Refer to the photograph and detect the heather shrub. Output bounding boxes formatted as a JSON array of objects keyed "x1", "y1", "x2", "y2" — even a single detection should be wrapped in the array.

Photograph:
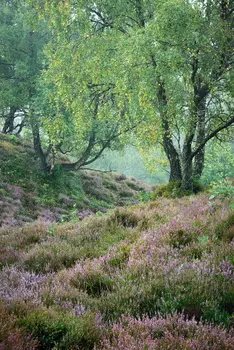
[
  {"x1": 0, "y1": 246, "x2": 21, "y2": 268},
  {"x1": 0, "y1": 266, "x2": 47, "y2": 306},
  {"x1": 180, "y1": 242, "x2": 204, "y2": 260},
  {"x1": 22, "y1": 242, "x2": 81, "y2": 273},
  {"x1": 115, "y1": 174, "x2": 127, "y2": 181},
  {"x1": 99, "y1": 240, "x2": 234, "y2": 324},
  {"x1": 68, "y1": 216, "x2": 131, "y2": 259},
  {"x1": 108, "y1": 241, "x2": 132, "y2": 267},
  {"x1": 0, "y1": 222, "x2": 50, "y2": 250},
  {"x1": 102, "y1": 179, "x2": 119, "y2": 191},
  {"x1": 97, "y1": 314, "x2": 234, "y2": 350},
  {"x1": 0, "y1": 301, "x2": 38, "y2": 350},
  {"x1": 97, "y1": 275, "x2": 168, "y2": 321},
  {"x1": 108, "y1": 208, "x2": 140, "y2": 228},
  {"x1": 162, "y1": 256, "x2": 234, "y2": 324},
  {"x1": 67, "y1": 260, "x2": 115, "y2": 296},
  {"x1": 39, "y1": 275, "x2": 90, "y2": 311},
  {"x1": 169, "y1": 227, "x2": 201, "y2": 248},
  {"x1": 215, "y1": 212, "x2": 234, "y2": 240},
  {"x1": 224, "y1": 226, "x2": 234, "y2": 242},
  {"x1": 19, "y1": 309, "x2": 102, "y2": 350},
  {"x1": 119, "y1": 188, "x2": 135, "y2": 198}
]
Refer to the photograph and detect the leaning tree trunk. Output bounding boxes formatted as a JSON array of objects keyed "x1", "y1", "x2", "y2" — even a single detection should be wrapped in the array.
[{"x1": 2, "y1": 107, "x2": 17, "y2": 134}]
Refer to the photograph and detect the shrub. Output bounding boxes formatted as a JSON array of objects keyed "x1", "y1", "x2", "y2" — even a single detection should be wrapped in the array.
[
  {"x1": 108, "y1": 242, "x2": 132, "y2": 268},
  {"x1": 152, "y1": 180, "x2": 203, "y2": 199},
  {"x1": 169, "y1": 228, "x2": 200, "y2": 248},
  {"x1": 151, "y1": 181, "x2": 182, "y2": 199},
  {"x1": 0, "y1": 266, "x2": 47, "y2": 305},
  {"x1": 19, "y1": 309, "x2": 102, "y2": 350},
  {"x1": 97, "y1": 314, "x2": 234, "y2": 350},
  {"x1": 0, "y1": 301, "x2": 38, "y2": 350},
  {"x1": 22, "y1": 242, "x2": 81, "y2": 273},
  {"x1": 215, "y1": 213, "x2": 234, "y2": 240},
  {"x1": 109, "y1": 208, "x2": 140, "y2": 228},
  {"x1": 69, "y1": 261, "x2": 114, "y2": 296}
]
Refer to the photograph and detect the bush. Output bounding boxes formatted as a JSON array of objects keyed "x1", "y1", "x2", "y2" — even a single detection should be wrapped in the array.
[
  {"x1": 22, "y1": 242, "x2": 81, "y2": 273},
  {"x1": 169, "y1": 228, "x2": 200, "y2": 248},
  {"x1": 109, "y1": 208, "x2": 140, "y2": 228},
  {"x1": 215, "y1": 213, "x2": 234, "y2": 240},
  {"x1": 69, "y1": 260, "x2": 114, "y2": 296},
  {"x1": 19, "y1": 309, "x2": 102, "y2": 350},
  {"x1": 97, "y1": 314, "x2": 234, "y2": 350},
  {"x1": 0, "y1": 301, "x2": 38, "y2": 349},
  {"x1": 152, "y1": 181, "x2": 182, "y2": 199},
  {"x1": 152, "y1": 180, "x2": 203, "y2": 199}
]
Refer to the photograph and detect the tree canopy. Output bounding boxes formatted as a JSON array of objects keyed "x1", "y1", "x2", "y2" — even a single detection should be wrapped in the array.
[{"x1": 1, "y1": 0, "x2": 233, "y2": 190}]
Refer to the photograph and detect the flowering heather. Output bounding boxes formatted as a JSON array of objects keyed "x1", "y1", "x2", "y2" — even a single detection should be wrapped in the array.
[
  {"x1": 1, "y1": 193, "x2": 234, "y2": 348},
  {"x1": 0, "y1": 301, "x2": 38, "y2": 350},
  {"x1": 97, "y1": 314, "x2": 234, "y2": 350},
  {"x1": 0, "y1": 266, "x2": 48, "y2": 306},
  {"x1": 3, "y1": 183, "x2": 24, "y2": 199}
]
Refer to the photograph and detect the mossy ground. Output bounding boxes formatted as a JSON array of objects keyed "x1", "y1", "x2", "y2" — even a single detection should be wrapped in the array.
[{"x1": 0, "y1": 134, "x2": 151, "y2": 227}]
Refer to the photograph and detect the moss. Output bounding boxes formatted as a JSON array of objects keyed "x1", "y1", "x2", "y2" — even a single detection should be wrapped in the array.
[
  {"x1": 151, "y1": 181, "x2": 182, "y2": 199},
  {"x1": 152, "y1": 180, "x2": 204, "y2": 199}
]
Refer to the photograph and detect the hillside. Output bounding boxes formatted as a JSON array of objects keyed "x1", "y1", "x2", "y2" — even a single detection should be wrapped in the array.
[
  {"x1": 1, "y1": 135, "x2": 234, "y2": 349},
  {"x1": 0, "y1": 191, "x2": 234, "y2": 349},
  {"x1": 0, "y1": 134, "x2": 151, "y2": 227}
]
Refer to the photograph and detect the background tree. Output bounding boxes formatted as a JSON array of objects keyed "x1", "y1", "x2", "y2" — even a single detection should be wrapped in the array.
[
  {"x1": 24, "y1": 0, "x2": 234, "y2": 187},
  {"x1": 0, "y1": 0, "x2": 50, "y2": 170}
]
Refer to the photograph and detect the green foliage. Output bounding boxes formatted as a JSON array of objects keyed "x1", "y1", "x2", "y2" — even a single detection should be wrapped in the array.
[
  {"x1": 202, "y1": 142, "x2": 234, "y2": 185},
  {"x1": 109, "y1": 208, "x2": 140, "y2": 228},
  {"x1": 209, "y1": 179, "x2": 234, "y2": 203},
  {"x1": 0, "y1": 301, "x2": 38, "y2": 349},
  {"x1": 215, "y1": 213, "x2": 234, "y2": 240},
  {"x1": 19, "y1": 309, "x2": 100, "y2": 350},
  {"x1": 22, "y1": 241, "x2": 82, "y2": 273},
  {"x1": 152, "y1": 180, "x2": 204, "y2": 199},
  {"x1": 152, "y1": 181, "x2": 182, "y2": 199}
]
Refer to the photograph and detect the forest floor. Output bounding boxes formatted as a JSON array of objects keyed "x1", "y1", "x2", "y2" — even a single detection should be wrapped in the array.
[{"x1": 1, "y1": 134, "x2": 234, "y2": 349}]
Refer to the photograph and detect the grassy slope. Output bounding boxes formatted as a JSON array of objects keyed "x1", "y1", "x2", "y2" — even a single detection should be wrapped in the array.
[
  {"x1": 0, "y1": 134, "x2": 151, "y2": 227},
  {"x1": 0, "y1": 191, "x2": 234, "y2": 348},
  {"x1": 1, "y1": 134, "x2": 234, "y2": 349}
]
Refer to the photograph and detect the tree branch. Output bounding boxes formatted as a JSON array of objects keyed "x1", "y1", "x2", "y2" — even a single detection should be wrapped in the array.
[{"x1": 192, "y1": 115, "x2": 234, "y2": 158}]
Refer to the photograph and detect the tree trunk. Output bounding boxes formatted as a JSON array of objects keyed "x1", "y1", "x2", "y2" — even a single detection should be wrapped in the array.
[
  {"x1": 2, "y1": 107, "x2": 17, "y2": 133},
  {"x1": 181, "y1": 150, "x2": 193, "y2": 192},
  {"x1": 193, "y1": 149, "x2": 204, "y2": 180},
  {"x1": 157, "y1": 81, "x2": 182, "y2": 182},
  {"x1": 193, "y1": 97, "x2": 206, "y2": 179},
  {"x1": 163, "y1": 128, "x2": 182, "y2": 182},
  {"x1": 30, "y1": 113, "x2": 48, "y2": 172}
]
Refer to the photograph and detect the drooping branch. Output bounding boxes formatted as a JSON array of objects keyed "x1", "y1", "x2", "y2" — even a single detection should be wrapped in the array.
[
  {"x1": 192, "y1": 115, "x2": 234, "y2": 159},
  {"x1": 62, "y1": 132, "x2": 96, "y2": 171}
]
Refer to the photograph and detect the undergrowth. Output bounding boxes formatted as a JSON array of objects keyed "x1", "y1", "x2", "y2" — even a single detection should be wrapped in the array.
[{"x1": 1, "y1": 193, "x2": 234, "y2": 349}]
